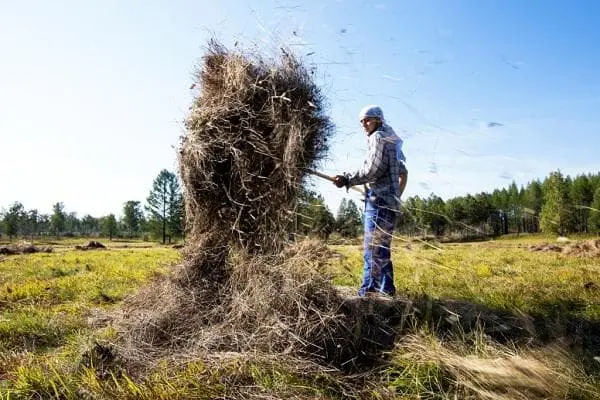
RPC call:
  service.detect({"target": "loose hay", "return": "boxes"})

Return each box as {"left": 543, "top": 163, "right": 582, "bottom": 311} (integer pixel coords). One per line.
{"left": 0, "top": 243, "right": 53, "bottom": 255}
{"left": 117, "top": 240, "right": 360, "bottom": 367}
{"left": 528, "top": 242, "right": 563, "bottom": 252}
{"left": 180, "top": 40, "right": 332, "bottom": 256}
{"left": 562, "top": 238, "right": 600, "bottom": 257}
{"left": 74, "top": 240, "right": 106, "bottom": 250}
{"left": 528, "top": 239, "right": 600, "bottom": 257}
{"left": 116, "top": 41, "right": 360, "bottom": 370}
{"left": 395, "top": 334, "right": 588, "bottom": 400}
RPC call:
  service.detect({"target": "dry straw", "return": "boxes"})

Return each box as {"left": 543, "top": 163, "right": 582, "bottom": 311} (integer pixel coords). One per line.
{"left": 180, "top": 39, "right": 332, "bottom": 256}
{"left": 116, "top": 41, "right": 366, "bottom": 369}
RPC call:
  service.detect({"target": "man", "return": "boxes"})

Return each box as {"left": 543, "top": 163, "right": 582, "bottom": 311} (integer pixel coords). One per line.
{"left": 333, "top": 105, "right": 405, "bottom": 297}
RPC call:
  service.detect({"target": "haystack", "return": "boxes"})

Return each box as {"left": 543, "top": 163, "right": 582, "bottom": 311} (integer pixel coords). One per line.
{"left": 116, "top": 41, "right": 376, "bottom": 369}
{"left": 180, "top": 40, "right": 332, "bottom": 256}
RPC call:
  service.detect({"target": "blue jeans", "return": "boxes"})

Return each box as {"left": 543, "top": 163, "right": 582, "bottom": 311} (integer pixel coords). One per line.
{"left": 358, "top": 194, "right": 397, "bottom": 297}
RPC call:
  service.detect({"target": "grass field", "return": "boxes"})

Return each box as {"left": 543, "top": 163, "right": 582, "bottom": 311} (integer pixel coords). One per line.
{"left": 0, "top": 235, "right": 599, "bottom": 399}
{"left": 332, "top": 234, "right": 600, "bottom": 319}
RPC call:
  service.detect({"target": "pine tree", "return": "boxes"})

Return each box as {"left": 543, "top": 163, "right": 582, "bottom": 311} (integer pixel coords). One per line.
{"left": 23, "top": 209, "right": 40, "bottom": 239}
{"left": 50, "top": 202, "right": 66, "bottom": 237}
{"left": 540, "top": 171, "right": 573, "bottom": 235}
{"left": 146, "top": 170, "right": 182, "bottom": 244}
{"left": 100, "top": 214, "right": 118, "bottom": 240}
{"left": 508, "top": 182, "right": 524, "bottom": 234}
{"left": 2, "top": 202, "right": 25, "bottom": 239}
{"left": 81, "top": 215, "right": 99, "bottom": 236}
{"left": 588, "top": 187, "right": 600, "bottom": 234}
{"left": 335, "top": 198, "right": 362, "bottom": 238}
{"left": 570, "top": 174, "right": 594, "bottom": 233}
{"left": 122, "top": 201, "right": 144, "bottom": 238}
{"left": 296, "top": 189, "right": 335, "bottom": 239}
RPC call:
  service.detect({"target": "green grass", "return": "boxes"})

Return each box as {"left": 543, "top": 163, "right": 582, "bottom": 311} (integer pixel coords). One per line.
{"left": 0, "top": 235, "right": 599, "bottom": 399}
{"left": 0, "top": 245, "right": 180, "bottom": 392}
{"left": 330, "top": 235, "right": 600, "bottom": 319}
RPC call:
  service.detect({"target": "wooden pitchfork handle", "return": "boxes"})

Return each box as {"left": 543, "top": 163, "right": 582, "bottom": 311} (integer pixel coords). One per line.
{"left": 305, "top": 169, "right": 365, "bottom": 195}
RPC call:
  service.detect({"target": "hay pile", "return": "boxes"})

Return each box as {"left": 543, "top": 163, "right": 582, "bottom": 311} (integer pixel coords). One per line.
{"left": 528, "top": 239, "right": 600, "bottom": 257}
{"left": 562, "top": 238, "right": 600, "bottom": 257}
{"left": 115, "top": 42, "right": 369, "bottom": 369}
{"left": 117, "top": 241, "right": 366, "bottom": 368}
{"left": 74, "top": 240, "right": 106, "bottom": 251}
{"left": 528, "top": 243, "right": 563, "bottom": 252}
{"left": 0, "top": 242, "right": 53, "bottom": 255}
{"left": 180, "top": 40, "right": 332, "bottom": 255}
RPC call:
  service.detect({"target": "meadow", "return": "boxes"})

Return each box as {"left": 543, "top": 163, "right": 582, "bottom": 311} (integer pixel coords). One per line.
{"left": 0, "top": 235, "right": 599, "bottom": 399}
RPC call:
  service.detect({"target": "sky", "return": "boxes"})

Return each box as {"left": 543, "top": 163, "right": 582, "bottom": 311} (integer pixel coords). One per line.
{"left": 1, "top": 0, "right": 600, "bottom": 218}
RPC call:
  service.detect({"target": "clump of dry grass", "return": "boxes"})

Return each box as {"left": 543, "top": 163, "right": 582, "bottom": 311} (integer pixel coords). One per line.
{"left": 0, "top": 242, "right": 52, "bottom": 255}
{"left": 393, "top": 333, "right": 591, "bottom": 400}
{"left": 563, "top": 239, "right": 600, "bottom": 257}
{"left": 116, "top": 240, "right": 362, "bottom": 371}
{"left": 74, "top": 240, "right": 106, "bottom": 251}
{"left": 528, "top": 239, "right": 600, "bottom": 257}
{"left": 528, "top": 242, "right": 563, "bottom": 252}
{"left": 115, "top": 41, "right": 352, "bottom": 373}
{"left": 180, "top": 40, "right": 332, "bottom": 256}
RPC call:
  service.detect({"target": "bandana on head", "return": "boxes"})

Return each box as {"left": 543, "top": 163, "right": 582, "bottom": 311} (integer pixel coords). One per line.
{"left": 359, "top": 105, "right": 384, "bottom": 121}
{"left": 359, "top": 105, "right": 406, "bottom": 162}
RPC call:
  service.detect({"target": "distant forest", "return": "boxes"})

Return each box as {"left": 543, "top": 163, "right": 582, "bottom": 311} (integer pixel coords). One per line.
{"left": 2, "top": 170, "right": 600, "bottom": 242}
{"left": 298, "top": 170, "right": 600, "bottom": 240}
{"left": 398, "top": 170, "right": 600, "bottom": 239}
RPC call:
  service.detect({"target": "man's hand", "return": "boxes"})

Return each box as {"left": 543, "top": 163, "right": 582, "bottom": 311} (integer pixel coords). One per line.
{"left": 333, "top": 175, "right": 349, "bottom": 188}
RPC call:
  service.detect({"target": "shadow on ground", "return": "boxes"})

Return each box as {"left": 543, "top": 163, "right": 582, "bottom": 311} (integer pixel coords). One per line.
{"left": 335, "top": 288, "right": 600, "bottom": 375}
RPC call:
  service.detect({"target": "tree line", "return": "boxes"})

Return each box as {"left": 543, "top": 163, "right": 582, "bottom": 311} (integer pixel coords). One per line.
{"left": 0, "top": 169, "right": 184, "bottom": 244}
{"left": 294, "top": 170, "right": 600, "bottom": 241}
{"left": 400, "top": 170, "right": 600, "bottom": 238}
{"left": 295, "top": 190, "right": 362, "bottom": 241}
{"left": 3, "top": 169, "right": 600, "bottom": 243}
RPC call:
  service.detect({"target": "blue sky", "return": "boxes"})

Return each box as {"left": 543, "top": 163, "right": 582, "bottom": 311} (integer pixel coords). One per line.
{"left": 1, "top": 0, "right": 600, "bottom": 217}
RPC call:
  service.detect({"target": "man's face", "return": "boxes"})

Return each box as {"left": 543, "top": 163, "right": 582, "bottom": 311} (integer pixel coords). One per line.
{"left": 360, "top": 117, "right": 380, "bottom": 135}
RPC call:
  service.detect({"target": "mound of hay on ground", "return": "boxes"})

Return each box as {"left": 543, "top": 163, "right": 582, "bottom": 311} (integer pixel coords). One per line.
{"left": 528, "top": 239, "right": 600, "bottom": 257}
{"left": 562, "top": 239, "right": 600, "bottom": 257}
{"left": 75, "top": 240, "right": 106, "bottom": 250}
{"left": 114, "top": 42, "right": 373, "bottom": 370}
{"left": 0, "top": 243, "right": 53, "bottom": 255}
{"left": 117, "top": 241, "right": 367, "bottom": 368}
{"left": 528, "top": 243, "right": 563, "bottom": 252}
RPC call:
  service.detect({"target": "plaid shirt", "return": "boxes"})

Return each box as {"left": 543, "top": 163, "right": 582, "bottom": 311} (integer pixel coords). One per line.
{"left": 347, "top": 128, "right": 402, "bottom": 210}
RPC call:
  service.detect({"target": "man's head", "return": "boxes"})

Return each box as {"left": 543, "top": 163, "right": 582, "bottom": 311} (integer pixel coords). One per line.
{"left": 359, "top": 105, "right": 384, "bottom": 135}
